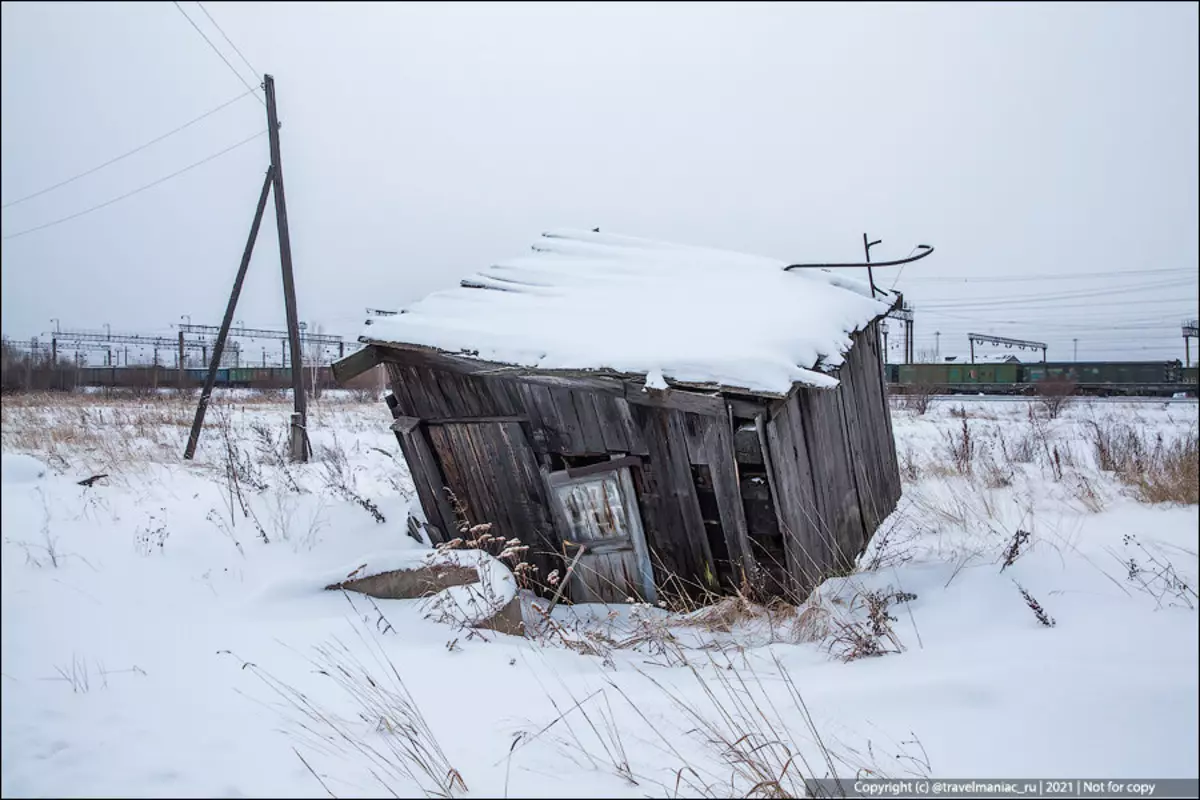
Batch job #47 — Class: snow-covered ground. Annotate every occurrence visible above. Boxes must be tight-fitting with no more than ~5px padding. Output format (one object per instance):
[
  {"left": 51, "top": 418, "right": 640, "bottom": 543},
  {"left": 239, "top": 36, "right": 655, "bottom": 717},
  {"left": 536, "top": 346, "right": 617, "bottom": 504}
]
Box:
[{"left": 2, "top": 391, "right": 1197, "bottom": 797}]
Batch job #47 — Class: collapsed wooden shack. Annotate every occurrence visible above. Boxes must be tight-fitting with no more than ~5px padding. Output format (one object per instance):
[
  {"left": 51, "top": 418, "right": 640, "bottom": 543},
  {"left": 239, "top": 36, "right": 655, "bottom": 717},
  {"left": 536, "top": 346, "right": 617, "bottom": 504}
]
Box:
[{"left": 334, "top": 230, "right": 902, "bottom": 603}]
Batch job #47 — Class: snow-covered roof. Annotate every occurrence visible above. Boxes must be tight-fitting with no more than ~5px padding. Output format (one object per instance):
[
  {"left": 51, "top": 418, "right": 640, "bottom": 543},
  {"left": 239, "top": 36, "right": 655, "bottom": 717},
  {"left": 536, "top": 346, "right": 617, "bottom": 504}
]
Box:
[
  {"left": 976, "top": 353, "right": 1022, "bottom": 364},
  {"left": 362, "top": 230, "right": 895, "bottom": 395}
]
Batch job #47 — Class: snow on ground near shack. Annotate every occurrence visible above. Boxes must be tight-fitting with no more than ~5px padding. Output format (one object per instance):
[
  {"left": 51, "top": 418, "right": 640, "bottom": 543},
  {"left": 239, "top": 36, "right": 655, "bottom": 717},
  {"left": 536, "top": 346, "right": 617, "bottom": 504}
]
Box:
[
  {"left": 2, "top": 394, "right": 1198, "bottom": 798},
  {"left": 363, "top": 229, "right": 894, "bottom": 394}
]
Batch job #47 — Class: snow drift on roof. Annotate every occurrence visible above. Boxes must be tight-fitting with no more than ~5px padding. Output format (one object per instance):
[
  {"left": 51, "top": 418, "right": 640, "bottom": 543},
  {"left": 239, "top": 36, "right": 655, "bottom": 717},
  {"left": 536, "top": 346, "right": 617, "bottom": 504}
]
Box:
[{"left": 363, "top": 229, "right": 895, "bottom": 395}]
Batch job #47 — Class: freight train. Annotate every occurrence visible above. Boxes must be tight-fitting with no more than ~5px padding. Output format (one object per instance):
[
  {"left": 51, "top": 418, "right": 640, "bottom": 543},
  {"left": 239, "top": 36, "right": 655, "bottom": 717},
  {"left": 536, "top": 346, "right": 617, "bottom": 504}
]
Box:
[
  {"left": 885, "top": 360, "right": 1198, "bottom": 397},
  {"left": 37, "top": 361, "right": 1200, "bottom": 398},
  {"left": 73, "top": 365, "right": 338, "bottom": 390}
]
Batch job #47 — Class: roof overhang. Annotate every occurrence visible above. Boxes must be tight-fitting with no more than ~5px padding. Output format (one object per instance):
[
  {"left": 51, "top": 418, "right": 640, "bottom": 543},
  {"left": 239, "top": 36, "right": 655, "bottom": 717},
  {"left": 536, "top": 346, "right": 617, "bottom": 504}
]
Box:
[{"left": 333, "top": 339, "right": 785, "bottom": 418}]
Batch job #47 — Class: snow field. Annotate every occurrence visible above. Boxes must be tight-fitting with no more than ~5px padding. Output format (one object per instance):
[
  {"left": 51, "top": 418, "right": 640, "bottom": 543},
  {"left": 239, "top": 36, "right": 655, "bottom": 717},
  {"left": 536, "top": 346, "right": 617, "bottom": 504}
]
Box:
[{"left": 1, "top": 392, "right": 1197, "bottom": 797}]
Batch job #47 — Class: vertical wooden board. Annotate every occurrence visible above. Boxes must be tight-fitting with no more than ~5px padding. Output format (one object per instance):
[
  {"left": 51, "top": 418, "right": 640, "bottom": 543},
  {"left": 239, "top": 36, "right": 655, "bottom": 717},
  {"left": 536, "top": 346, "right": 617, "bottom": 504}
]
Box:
[
  {"left": 384, "top": 362, "right": 420, "bottom": 417},
  {"left": 764, "top": 402, "right": 829, "bottom": 595},
  {"left": 463, "top": 425, "right": 514, "bottom": 533},
  {"left": 523, "top": 384, "right": 567, "bottom": 452},
  {"left": 592, "top": 394, "right": 632, "bottom": 453},
  {"left": 496, "top": 421, "right": 560, "bottom": 570},
  {"left": 548, "top": 388, "right": 587, "bottom": 453},
  {"left": 628, "top": 405, "right": 715, "bottom": 593},
  {"left": 868, "top": 323, "right": 903, "bottom": 506},
  {"left": 395, "top": 364, "right": 440, "bottom": 419},
  {"left": 627, "top": 405, "right": 685, "bottom": 582},
  {"left": 433, "top": 371, "right": 480, "bottom": 417},
  {"left": 389, "top": 364, "right": 423, "bottom": 417},
  {"left": 570, "top": 390, "right": 610, "bottom": 454},
  {"left": 414, "top": 366, "right": 457, "bottom": 419},
  {"left": 682, "top": 413, "right": 711, "bottom": 465},
  {"left": 435, "top": 371, "right": 518, "bottom": 418},
  {"left": 397, "top": 427, "right": 455, "bottom": 543},
  {"left": 385, "top": 392, "right": 451, "bottom": 542},
  {"left": 427, "top": 422, "right": 560, "bottom": 584},
  {"left": 837, "top": 343, "right": 883, "bottom": 540},
  {"left": 514, "top": 383, "right": 552, "bottom": 453},
  {"left": 852, "top": 324, "right": 899, "bottom": 509},
  {"left": 459, "top": 372, "right": 501, "bottom": 417},
  {"left": 701, "top": 414, "right": 755, "bottom": 586},
  {"left": 797, "top": 386, "right": 865, "bottom": 574},
  {"left": 859, "top": 326, "right": 901, "bottom": 517},
  {"left": 613, "top": 398, "right": 648, "bottom": 455},
  {"left": 664, "top": 409, "right": 717, "bottom": 589},
  {"left": 482, "top": 375, "right": 525, "bottom": 417},
  {"left": 572, "top": 551, "right": 639, "bottom": 604},
  {"left": 575, "top": 552, "right": 612, "bottom": 603},
  {"left": 425, "top": 425, "right": 478, "bottom": 527}
]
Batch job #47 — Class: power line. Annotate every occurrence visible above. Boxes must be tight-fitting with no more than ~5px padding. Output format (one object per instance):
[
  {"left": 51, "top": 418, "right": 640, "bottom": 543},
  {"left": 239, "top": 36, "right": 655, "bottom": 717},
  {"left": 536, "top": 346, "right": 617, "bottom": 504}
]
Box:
[
  {"left": 922, "top": 301, "right": 1198, "bottom": 322},
  {"left": 1, "top": 88, "right": 257, "bottom": 211},
  {"left": 2, "top": 130, "right": 267, "bottom": 241},
  {"left": 172, "top": 1, "right": 265, "bottom": 105},
  {"left": 902, "top": 267, "right": 1194, "bottom": 284},
  {"left": 920, "top": 300, "right": 1197, "bottom": 320},
  {"left": 918, "top": 280, "right": 1195, "bottom": 309},
  {"left": 195, "top": 2, "right": 259, "bottom": 80}
]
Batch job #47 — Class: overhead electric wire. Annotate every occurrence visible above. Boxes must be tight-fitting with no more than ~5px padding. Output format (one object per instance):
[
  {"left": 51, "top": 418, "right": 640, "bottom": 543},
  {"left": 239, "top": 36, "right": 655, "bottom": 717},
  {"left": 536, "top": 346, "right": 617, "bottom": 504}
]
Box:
[
  {"left": 902, "top": 267, "right": 1195, "bottom": 284},
  {"left": 2, "top": 129, "right": 267, "bottom": 242},
  {"left": 195, "top": 2, "right": 260, "bottom": 80},
  {"left": 916, "top": 278, "right": 1193, "bottom": 308},
  {"left": 922, "top": 301, "right": 1197, "bottom": 320},
  {"left": 1, "top": 87, "right": 258, "bottom": 210},
  {"left": 173, "top": 1, "right": 265, "bottom": 105}
]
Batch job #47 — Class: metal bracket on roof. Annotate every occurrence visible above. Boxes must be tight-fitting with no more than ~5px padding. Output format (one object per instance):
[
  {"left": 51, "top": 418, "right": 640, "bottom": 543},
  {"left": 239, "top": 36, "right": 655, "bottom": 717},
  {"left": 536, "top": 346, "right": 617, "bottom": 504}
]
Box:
[{"left": 783, "top": 244, "right": 934, "bottom": 272}]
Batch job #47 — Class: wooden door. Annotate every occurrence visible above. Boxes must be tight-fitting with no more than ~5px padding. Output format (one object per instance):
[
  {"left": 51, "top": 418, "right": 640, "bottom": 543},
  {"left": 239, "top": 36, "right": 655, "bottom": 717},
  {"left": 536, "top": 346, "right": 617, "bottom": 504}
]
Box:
[{"left": 545, "top": 465, "right": 657, "bottom": 604}]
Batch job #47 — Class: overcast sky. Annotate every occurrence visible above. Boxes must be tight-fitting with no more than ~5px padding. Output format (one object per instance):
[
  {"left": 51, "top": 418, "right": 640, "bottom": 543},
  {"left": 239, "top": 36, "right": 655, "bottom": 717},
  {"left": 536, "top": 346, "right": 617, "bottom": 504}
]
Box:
[{"left": 2, "top": 1, "right": 1197, "bottom": 365}]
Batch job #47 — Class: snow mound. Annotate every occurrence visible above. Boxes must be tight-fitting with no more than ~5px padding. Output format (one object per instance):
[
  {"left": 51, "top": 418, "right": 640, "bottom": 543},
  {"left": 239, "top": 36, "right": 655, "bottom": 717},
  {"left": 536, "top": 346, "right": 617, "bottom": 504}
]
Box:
[
  {"left": 1, "top": 454, "right": 48, "bottom": 484},
  {"left": 363, "top": 229, "right": 894, "bottom": 394}
]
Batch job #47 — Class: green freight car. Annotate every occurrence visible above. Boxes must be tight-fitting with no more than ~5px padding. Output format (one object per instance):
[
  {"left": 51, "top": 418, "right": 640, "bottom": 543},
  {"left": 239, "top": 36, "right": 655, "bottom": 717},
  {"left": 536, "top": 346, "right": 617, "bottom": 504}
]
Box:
[
  {"left": 892, "top": 362, "right": 1020, "bottom": 391},
  {"left": 886, "top": 360, "right": 1190, "bottom": 396}
]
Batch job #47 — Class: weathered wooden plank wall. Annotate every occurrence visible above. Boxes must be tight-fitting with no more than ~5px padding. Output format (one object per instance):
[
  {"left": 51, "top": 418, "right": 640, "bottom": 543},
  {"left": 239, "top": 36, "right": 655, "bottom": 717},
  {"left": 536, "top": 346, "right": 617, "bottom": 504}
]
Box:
[
  {"left": 627, "top": 404, "right": 717, "bottom": 594},
  {"left": 865, "top": 323, "right": 903, "bottom": 506},
  {"left": 384, "top": 393, "right": 454, "bottom": 544},
  {"left": 378, "top": 319, "right": 901, "bottom": 602},
  {"left": 425, "top": 421, "right": 560, "bottom": 584},
  {"left": 796, "top": 383, "right": 866, "bottom": 574},
  {"left": 759, "top": 321, "right": 901, "bottom": 595},
  {"left": 699, "top": 416, "right": 755, "bottom": 585},
  {"left": 384, "top": 358, "right": 721, "bottom": 595},
  {"left": 836, "top": 325, "right": 902, "bottom": 535},
  {"left": 762, "top": 404, "right": 828, "bottom": 594}
]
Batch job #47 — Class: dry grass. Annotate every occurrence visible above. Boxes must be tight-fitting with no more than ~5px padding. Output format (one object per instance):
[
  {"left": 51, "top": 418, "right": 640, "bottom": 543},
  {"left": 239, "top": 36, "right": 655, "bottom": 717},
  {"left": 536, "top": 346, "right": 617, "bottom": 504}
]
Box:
[
  {"left": 898, "top": 381, "right": 938, "bottom": 416},
  {"left": 1033, "top": 376, "right": 1077, "bottom": 420},
  {"left": 1, "top": 389, "right": 383, "bottom": 477},
  {"left": 510, "top": 647, "right": 931, "bottom": 798},
  {"left": 223, "top": 610, "right": 465, "bottom": 798},
  {"left": 1086, "top": 420, "right": 1199, "bottom": 504},
  {"left": 1111, "top": 534, "right": 1198, "bottom": 610}
]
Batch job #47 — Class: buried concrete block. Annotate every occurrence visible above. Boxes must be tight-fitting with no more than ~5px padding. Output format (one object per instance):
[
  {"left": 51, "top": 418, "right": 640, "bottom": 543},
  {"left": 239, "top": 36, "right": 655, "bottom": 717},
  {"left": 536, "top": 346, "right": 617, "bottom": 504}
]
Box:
[
  {"left": 325, "top": 563, "right": 480, "bottom": 599},
  {"left": 324, "top": 551, "right": 526, "bottom": 637}
]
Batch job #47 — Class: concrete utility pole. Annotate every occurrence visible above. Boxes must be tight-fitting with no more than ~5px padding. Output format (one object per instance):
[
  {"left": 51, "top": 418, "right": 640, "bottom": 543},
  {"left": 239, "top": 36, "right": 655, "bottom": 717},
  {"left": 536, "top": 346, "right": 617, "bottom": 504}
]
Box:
[
  {"left": 1183, "top": 319, "right": 1198, "bottom": 367},
  {"left": 1073, "top": 338, "right": 1078, "bottom": 361}
]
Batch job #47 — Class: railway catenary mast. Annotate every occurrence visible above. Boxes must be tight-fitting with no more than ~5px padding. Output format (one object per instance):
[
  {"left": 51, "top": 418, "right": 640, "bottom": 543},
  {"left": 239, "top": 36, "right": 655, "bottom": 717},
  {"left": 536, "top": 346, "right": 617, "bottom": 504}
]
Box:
[{"left": 967, "top": 333, "right": 1047, "bottom": 364}]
